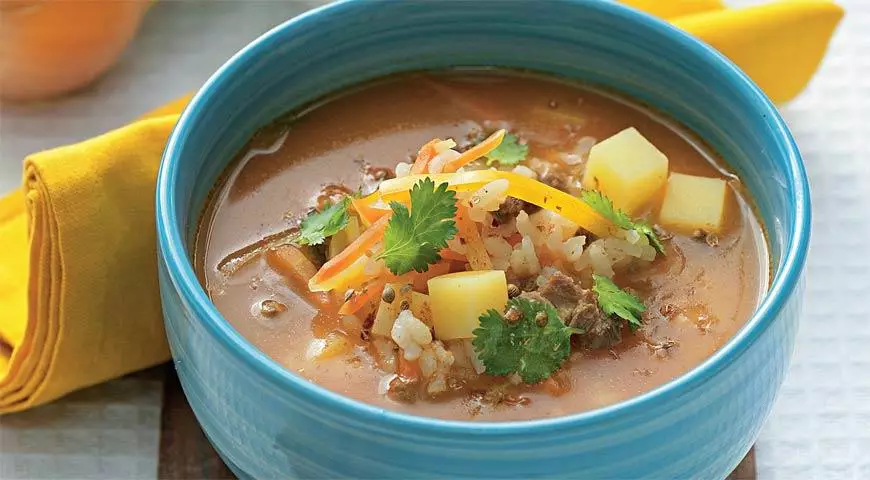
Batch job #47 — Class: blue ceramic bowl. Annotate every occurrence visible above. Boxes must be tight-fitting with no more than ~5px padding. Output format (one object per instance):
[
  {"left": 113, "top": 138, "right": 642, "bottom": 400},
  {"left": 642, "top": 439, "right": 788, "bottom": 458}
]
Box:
[{"left": 156, "top": 0, "right": 810, "bottom": 478}]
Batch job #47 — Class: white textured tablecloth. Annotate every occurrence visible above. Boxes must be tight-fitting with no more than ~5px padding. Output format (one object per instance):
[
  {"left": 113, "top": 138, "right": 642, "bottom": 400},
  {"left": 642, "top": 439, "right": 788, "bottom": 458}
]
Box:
[{"left": 0, "top": 1, "right": 867, "bottom": 478}]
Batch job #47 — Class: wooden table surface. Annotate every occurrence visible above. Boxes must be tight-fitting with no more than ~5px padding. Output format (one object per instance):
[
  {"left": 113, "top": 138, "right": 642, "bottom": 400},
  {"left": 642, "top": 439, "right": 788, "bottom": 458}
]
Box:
[{"left": 158, "top": 365, "right": 755, "bottom": 479}]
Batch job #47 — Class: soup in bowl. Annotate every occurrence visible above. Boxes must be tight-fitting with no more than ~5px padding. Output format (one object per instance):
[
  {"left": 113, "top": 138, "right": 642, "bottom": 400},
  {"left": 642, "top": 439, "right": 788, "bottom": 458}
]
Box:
[{"left": 156, "top": 1, "right": 809, "bottom": 478}]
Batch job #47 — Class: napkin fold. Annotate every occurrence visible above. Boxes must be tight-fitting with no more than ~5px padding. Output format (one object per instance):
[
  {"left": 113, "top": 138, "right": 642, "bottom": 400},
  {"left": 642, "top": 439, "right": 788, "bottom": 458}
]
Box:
[
  {"left": 0, "top": 99, "right": 187, "bottom": 413},
  {"left": 0, "top": 1, "right": 843, "bottom": 414}
]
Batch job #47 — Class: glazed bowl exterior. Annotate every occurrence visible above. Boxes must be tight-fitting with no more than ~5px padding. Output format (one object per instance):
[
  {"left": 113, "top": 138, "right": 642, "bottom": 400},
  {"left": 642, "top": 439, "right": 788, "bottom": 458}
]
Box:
[{"left": 155, "top": 1, "right": 810, "bottom": 478}]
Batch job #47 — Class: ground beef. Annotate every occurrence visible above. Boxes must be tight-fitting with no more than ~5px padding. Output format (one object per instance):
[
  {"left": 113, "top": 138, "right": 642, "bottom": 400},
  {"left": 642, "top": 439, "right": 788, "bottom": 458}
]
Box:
[
  {"left": 539, "top": 170, "right": 569, "bottom": 192},
  {"left": 506, "top": 272, "right": 540, "bottom": 293},
  {"left": 492, "top": 196, "right": 526, "bottom": 225},
  {"left": 315, "top": 184, "right": 354, "bottom": 211},
  {"left": 387, "top": 376, "right": 419, "bottom": 403},
  {"left": 520, "top": 272, "right": 622, "bottom": 349}
]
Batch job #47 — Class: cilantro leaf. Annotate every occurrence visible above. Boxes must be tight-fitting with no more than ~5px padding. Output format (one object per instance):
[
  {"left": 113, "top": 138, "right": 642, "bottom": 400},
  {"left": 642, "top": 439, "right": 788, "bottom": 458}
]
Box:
[
  {"left": 485, "top": 132, "right": 529, "bottom": 167},
  {"left": 592, "top": 274, "right": 646, "bottom": 329},
  {"left": 377, "top": 178, "right": 458, "bottom": 275},
  {"left": 297, "top": 197, "right": 350, "bottom": 246},
  {"left": 579, "top": 190, "right": 665, "bottom": 254},
  {"left": 472, "top": 297, "right": 575, "bottom": 384},
  {"left": 474, "top": 309, "right": 522, "bottom": 377}
]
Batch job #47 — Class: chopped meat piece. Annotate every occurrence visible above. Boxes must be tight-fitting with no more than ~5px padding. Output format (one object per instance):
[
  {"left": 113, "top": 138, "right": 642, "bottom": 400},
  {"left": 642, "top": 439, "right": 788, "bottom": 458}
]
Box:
[
  {"left": 492, "top": 196, "right": 526, "bottom": 225},
  {"left": 506, "top": 272, "right": 539, "bottom": 293},
  {"left": 520, "top": 271, "right": 621, "bottom": 349},
  {"left": 518, "top": 290, "right": 549, "bottom": 307},
  {"left": 692, "top": 228, "right": 719, "bottom": 247},
  {"left": 539, "top": 170, "right": 568, "bottom": 192},
  {"left": 648, "top": 338, "right": 679, "bottom": 359},
  {"left": 571, "top": 301, "right": 622, "bottom": 350},
  {"left": 387, "top": 376, "right": 419, "bottom": 403},
  {"left": 482, "top": 384, "right": 508, "bottom": 405},
  {"left": 534, "top": 272, "right": 584, "bottom": 319},
  {"left": 315, "top": 184, "right": 354, "bottom": 211},
  {"left": 360, "top": 164, "right": 396, "bottom": 196},
  {"left": 364, "top": 164, "right": 395, "bottom": 182},
  {"left": 479, "top": 384, "right": 530, "bottom": 407},
  {"left": 659, "top": 303, "right": 678, "bottom": 318}
]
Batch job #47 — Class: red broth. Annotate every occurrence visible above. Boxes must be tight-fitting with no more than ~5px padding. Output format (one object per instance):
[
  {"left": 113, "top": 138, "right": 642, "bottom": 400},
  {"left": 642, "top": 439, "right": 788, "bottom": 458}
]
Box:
[{"left": 195, "top": 71, "right": 768, "bottom": 421}]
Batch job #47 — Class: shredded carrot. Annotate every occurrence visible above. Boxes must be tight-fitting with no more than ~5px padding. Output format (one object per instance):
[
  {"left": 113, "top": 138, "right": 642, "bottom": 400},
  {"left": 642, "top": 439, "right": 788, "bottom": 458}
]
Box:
[
  {"left": 350, "top": 196, "right": 389, "bottom": 228},
  {"left": 309, "top": 214, "right": 390, "bottom": 291},
  {"left": 438, "top": 248, "right": 467, "bottom": 262},
  {"left": 409, "top": 260, "right": 452, "bottom": 292},
  {"left": 338, "top": 280, "right": 386, "bottom": 316},
  {"left": 397, "top": 355, "right": 422, "bottom": 382},
  {"left": 411, "top": 138, "right": 442, "bottom": 174},
  {"left": 456, "top": 204, "right": 493, "bottom": 271},
  {"left": 441, "top": 129, "right": 505, "bottom": 173}
]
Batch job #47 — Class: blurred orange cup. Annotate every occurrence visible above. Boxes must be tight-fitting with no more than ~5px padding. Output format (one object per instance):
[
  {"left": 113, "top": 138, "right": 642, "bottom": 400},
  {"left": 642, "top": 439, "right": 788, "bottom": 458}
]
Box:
[{"left": 0, "top": 0, "right": 151, "bottom": 101}]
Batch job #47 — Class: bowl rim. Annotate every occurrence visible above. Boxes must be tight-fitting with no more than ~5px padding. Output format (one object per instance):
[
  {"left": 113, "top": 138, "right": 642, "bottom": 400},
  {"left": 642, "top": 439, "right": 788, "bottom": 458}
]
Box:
[{"left": 156, "top": 0, "right": 810, "bottom": 434}]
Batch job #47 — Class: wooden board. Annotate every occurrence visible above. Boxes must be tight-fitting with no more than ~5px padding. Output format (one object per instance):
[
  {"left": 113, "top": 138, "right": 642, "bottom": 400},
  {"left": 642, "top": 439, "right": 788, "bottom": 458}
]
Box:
[{"left": 158, "top": 365, "right": 755, "bottom": 479}]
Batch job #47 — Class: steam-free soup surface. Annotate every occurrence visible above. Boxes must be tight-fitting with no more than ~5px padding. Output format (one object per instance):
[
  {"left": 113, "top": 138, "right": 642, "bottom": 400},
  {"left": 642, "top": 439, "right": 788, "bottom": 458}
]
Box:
[{"left": 196, "top": 71, "right": 767, "bottom": 421}]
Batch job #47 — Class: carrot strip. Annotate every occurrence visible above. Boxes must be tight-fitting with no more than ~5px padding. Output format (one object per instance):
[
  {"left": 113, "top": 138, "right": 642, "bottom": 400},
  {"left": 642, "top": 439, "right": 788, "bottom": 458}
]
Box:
[
  {"left": 338, "top": 280, "right": 386, "bottom": 316},
  {"left": 441, "top": 129, "right": 505, "bottom": 173},
  {"left": 438, "top": 248, "right": 467, "bottom": 262},
  {"left": 350, "top": 196, "right": 389, "bottom": 228},
  {"left": 456, "top": 204, "right": 493, "bottom": 271},
  {"left": 309, "top": 214, "right": 390, "bottom": 291},
  {"left": 410, "top": 260, "right": 452, "bottom": 292},
  {"left": 411, "top": 138, "right": 442, "bottom": 174}
]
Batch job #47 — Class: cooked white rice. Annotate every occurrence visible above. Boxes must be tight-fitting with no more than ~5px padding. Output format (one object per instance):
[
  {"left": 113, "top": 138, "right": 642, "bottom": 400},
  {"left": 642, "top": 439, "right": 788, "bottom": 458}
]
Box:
[
  {"left": 511, "top": 165, "right": 538, "bottom": 179},
  {"left": 394, "top": 162, "right": 412, "bottom": 178},
  {"left": 391, "top": 309, "right": 432, "bottom": 361},
  {"left": 419, "top": 341, "right": 454, "bottom": 395}
]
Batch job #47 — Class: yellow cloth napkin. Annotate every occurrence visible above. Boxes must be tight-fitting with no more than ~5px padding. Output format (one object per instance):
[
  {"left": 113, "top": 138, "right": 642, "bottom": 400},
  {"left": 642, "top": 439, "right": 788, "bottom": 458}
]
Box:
[
  {"left": 0, "top": 97, "right": 188, "bottom": 413},
  {"left": 0, "top": 2, "right": 843, "bottom": 414}
]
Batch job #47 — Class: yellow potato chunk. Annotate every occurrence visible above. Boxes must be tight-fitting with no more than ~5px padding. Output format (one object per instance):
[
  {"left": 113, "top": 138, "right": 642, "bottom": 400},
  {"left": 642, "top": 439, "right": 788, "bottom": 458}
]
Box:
[
  {"left": 659, "top": 173, "right": 728, "bottom": 233},
  {"left": 428, "top": 270, "right": 508, "bottom": 340},
  {"left": 582, "top": 127, "right": 669, "bottom": 213}
]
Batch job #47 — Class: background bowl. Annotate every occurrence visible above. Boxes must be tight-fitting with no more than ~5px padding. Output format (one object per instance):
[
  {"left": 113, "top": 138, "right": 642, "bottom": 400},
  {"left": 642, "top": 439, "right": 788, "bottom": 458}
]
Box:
[{"left": 155, "top": 0, "right": 810, "bottom": 478}]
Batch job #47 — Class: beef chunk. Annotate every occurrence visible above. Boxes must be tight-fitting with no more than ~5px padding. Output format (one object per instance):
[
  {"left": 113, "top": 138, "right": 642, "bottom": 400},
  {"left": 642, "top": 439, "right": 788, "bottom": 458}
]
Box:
[
  {"left": 520, "top": 272, "right": 621, "bottom": 349},
  {"left": 492, "top": 196, "right": 526, "bottom": 225},
  {"left": 539, "top": 170, "right": 569, "bottom": 192},
  {"left": 506, "top": 271, "right": 539, "bottom": 293},
  {"left": 387, "top": 376, "right": 419, "bottom": 403}
]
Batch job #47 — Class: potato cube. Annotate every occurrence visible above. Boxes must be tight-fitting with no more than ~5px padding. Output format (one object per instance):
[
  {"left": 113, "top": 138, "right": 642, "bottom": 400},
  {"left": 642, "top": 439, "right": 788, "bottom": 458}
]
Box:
[
  {"left": 582, "top": 127, "right": 669, "bottom": 213},
  {"left": 428, "top": 270, "right": 508, "bottom": 340},
  {"left": 658, "top": 173, "right": 728, "bottom": 233}
]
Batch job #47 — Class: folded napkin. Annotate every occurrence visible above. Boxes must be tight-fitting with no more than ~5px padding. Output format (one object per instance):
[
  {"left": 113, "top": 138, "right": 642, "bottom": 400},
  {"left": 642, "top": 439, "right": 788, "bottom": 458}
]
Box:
[
  {"left": 0, "top": 97, "right": 188, "bottom": 413},
  {"left": 0, "top": 1, "right": 842, "bottom": 414}
]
